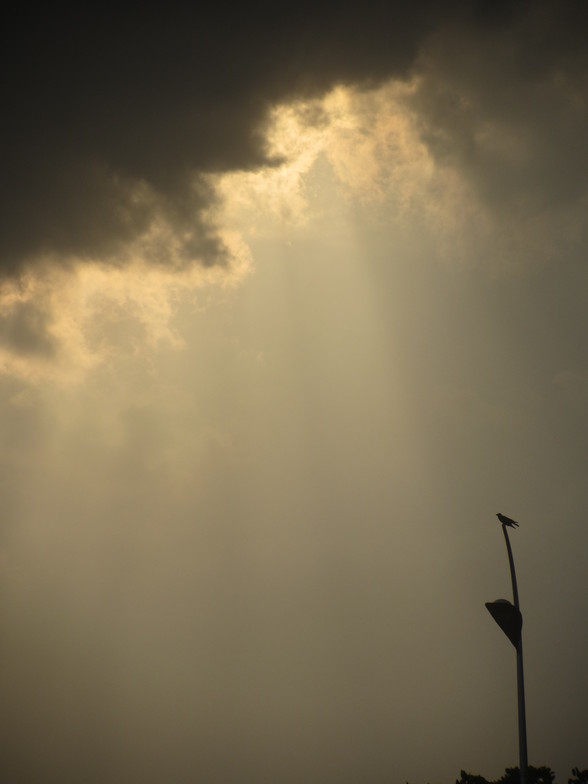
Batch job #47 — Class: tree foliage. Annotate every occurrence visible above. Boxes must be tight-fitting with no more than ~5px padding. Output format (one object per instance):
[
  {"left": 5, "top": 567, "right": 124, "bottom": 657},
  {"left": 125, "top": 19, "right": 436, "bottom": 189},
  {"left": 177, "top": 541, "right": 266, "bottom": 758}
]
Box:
[
  {"left": 569, "top": 770, "right": 588, "bottom": 784},
  {"left": 455, "top": 767, "right": 586, "bottom": 784}
]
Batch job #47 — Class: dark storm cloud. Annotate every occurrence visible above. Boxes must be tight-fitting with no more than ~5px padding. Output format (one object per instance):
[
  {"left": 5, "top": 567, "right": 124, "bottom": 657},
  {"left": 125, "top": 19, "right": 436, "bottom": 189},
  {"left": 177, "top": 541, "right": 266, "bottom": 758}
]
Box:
[
  {"left": 409, "top": 1, "right": 588, "bottom": 217},
  {"left": 1, "top": 1, "right": 528, "bottom": 275},
  {"left": 1, "top": 3, "right": 586, "bottom": 273}
]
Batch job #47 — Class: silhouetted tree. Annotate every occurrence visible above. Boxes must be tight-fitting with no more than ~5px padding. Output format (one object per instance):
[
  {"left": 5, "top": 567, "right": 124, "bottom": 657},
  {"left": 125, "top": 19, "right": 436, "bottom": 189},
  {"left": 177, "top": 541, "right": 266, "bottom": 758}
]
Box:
[
  {"left": 457, "top": 766, "right": 562, "bottom": 784},
  {"left": 569, "top": 769, "right": 588, "bottom": 784},
  {"left": 499, "top": 766, "right": 555, "bottom": 784},
  {"left": 456, "top": 771, "right": 491, "bottom": 784}
]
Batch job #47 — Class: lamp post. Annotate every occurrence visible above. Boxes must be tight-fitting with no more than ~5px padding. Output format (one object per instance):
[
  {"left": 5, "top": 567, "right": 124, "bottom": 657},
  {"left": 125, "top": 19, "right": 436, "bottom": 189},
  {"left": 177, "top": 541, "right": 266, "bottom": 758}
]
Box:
[{"left": 485, "top": 514, "right": 528, "bottom": 784}]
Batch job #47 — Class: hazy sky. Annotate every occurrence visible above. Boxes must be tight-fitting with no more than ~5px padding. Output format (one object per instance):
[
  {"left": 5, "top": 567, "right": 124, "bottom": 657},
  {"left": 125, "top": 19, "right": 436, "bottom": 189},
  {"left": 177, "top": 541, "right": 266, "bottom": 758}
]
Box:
[{"left": 1, "top": 3, "right": 587, "bottom": 783}]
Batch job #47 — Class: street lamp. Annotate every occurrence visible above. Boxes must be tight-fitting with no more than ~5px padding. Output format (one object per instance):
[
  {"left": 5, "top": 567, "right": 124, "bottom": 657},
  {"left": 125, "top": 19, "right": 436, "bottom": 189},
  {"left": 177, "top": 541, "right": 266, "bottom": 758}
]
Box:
[{"left": 485, "top": 513, "right": 528, "bottom": 784}]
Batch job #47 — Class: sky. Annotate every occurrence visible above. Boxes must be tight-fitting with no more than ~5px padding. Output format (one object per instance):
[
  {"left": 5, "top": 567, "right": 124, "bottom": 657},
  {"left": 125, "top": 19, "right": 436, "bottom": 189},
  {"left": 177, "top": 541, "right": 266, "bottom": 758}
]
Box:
[{"left": 1, "top": 2, "right": 587, "bottom": 782}]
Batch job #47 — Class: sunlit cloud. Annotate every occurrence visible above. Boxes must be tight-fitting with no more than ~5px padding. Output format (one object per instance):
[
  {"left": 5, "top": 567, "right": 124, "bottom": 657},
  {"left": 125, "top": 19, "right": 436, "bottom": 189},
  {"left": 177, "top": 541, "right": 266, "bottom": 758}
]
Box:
[
  {"left": 0, "top": 78, "right": 518, "bottom": 382},
  {"left": 214, "top": 69, "right": 588, "bottom": 280},
  {"left": 212, "top": 82, "right": 436, "bottom": 233},
  {"left": 0, "top": 227, "right": 252, "bottom": 384},
  {"left": 3, "top": 50, "right": 588, "bottom": 386},
  {"left": 211, "top": 81, "right": 506, "bottom": 271}
]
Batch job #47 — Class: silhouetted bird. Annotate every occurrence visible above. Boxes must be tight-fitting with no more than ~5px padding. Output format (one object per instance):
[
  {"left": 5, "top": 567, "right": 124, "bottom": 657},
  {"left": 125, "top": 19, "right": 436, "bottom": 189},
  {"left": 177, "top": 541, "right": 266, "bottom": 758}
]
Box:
[{"left": 497, "top": 513, "right": 519, "bottom": 528}]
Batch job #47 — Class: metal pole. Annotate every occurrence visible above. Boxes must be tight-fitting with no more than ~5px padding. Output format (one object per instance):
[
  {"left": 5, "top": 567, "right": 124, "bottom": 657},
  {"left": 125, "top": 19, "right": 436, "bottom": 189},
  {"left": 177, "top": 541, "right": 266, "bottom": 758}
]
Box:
[{"left": 502, "top": 524, "right": 528, "bottom": 784}]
